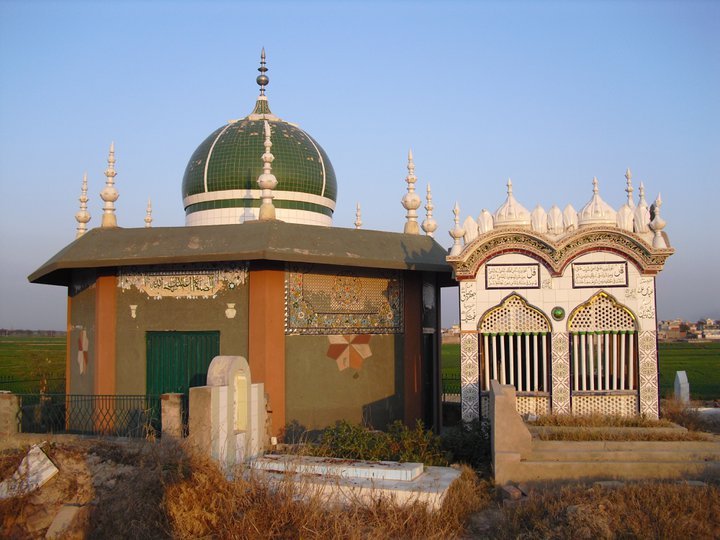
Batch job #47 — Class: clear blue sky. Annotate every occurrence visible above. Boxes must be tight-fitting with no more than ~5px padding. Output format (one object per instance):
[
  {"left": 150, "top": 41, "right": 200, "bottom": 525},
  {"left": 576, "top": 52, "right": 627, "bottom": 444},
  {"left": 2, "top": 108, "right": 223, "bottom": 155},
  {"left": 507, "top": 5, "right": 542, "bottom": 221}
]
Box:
[{"left": 0, "top": 0, "right": 718, "bottom": 330}]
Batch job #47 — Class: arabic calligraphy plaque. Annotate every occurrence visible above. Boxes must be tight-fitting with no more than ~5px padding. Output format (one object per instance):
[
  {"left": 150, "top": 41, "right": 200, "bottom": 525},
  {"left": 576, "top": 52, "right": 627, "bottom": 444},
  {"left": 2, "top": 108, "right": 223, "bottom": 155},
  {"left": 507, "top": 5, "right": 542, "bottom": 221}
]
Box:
[
  {"left": 572, "top": 262, "right": 628, "bottom": 288},
  {"left": 485, "top": 264, "right": 540, "bottom": 289}
]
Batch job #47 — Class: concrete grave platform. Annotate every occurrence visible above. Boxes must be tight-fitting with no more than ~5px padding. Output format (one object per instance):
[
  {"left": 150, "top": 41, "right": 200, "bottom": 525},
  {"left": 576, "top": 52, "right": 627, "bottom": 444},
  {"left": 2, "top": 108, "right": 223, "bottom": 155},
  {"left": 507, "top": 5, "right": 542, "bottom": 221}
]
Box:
[
  {"left": 248, "top": 454, "right": 461, "bottom": 510},
  {"left": 251, "top": 454, "right": 424, "bottom": 481}
]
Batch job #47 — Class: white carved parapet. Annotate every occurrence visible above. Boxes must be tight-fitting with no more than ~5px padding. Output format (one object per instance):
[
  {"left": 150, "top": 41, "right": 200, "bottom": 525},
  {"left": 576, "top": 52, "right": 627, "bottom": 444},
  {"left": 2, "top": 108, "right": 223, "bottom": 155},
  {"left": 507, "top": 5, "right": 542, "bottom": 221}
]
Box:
[
  {"left": 478, "top": 209, "right": 494, "bottom": 234},
  {"left": 547, "top": 205, "right": 563, "bottom": 235},
  {"left": 563, "top": 204, "right": 578, "bottom": 232},
  {"left": 463, "top": 215, "right": 478, "bottom": 244},
  {"left": 530, "top": 204, "right": 547, "bottom": 233}
]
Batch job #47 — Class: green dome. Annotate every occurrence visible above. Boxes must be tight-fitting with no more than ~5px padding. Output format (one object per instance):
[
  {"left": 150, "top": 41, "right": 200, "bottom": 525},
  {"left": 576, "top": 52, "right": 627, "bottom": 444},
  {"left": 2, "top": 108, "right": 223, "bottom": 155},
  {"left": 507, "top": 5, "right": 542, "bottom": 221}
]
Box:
[{"left": 182, "top": 98, "right": 338, "bottom": 226}]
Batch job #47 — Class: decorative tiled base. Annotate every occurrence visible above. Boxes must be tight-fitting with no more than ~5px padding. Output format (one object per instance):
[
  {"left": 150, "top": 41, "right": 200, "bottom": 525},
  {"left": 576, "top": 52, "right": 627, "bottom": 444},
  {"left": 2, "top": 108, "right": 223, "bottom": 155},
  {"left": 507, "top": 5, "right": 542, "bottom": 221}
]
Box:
[{"left": 572, "top": 393, "right": 638, "bottom": 416}]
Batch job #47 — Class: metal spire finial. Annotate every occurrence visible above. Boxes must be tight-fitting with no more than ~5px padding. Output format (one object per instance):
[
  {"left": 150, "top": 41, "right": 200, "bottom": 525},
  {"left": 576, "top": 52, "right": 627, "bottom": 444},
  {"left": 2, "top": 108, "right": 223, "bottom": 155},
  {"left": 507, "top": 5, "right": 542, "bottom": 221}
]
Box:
[
  {"left": 145, "top": 199, "right": 153, "bottom": 228},
  {"left": 100, "top": 141, "right": 119, "bottom": 228},
  {"left": 355, "top": 203, "right": 362, "bottom": 229},
  {"left": 257, "top": 120, "right": 277, "bottom": 220},
  {"left": 75, "top": 172, "right": 91, "bottom": 238},
  {"left": 257, "top": 47, "right": 269, "bottom": 96}
]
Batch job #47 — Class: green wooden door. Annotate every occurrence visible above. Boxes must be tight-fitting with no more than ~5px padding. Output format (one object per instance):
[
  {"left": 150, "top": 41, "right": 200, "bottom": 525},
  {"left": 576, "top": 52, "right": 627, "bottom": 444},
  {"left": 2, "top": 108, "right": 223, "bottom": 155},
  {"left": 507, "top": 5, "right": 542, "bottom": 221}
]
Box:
[{"left": 146, "top": 331, "right": 220, "bottom": 396}]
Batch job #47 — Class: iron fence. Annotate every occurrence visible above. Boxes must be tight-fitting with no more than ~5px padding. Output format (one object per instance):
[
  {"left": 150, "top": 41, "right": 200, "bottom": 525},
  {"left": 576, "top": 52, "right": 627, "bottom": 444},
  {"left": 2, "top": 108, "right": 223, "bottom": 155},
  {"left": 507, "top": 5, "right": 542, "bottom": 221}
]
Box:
[{"left": 14, "top": 394, "right": 161, "bottom": 438}]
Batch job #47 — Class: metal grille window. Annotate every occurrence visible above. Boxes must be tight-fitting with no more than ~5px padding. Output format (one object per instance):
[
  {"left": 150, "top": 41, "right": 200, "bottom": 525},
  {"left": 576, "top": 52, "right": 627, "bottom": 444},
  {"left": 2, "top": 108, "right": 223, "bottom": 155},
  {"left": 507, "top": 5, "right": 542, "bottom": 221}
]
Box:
[
  {"left": 479, "top": 294, "right": 551, "bottom": 393},
  {"left": 568, "top": 292, "right": 637, "bottom": 392}
]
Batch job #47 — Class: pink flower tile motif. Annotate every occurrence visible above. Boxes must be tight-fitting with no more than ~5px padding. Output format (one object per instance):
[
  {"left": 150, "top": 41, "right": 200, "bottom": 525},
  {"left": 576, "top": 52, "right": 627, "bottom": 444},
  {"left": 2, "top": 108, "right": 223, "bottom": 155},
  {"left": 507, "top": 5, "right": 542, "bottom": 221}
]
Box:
[{"left": 326, "top": 335, "right": 373, "bottom": 371}]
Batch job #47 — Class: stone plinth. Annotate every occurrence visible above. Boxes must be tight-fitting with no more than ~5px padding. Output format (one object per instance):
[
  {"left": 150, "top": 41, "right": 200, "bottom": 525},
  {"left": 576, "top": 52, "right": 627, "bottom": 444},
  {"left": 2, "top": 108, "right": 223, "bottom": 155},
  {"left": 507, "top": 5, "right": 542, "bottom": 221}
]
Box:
[
  {"left": 674, "top": 371, "right": 690, "bottom": 403},
  {"left": 161, "top": 393, "right": 184, "bottom": 439},
  {"left": 0, "top": 392, "right": 19, "bottom": 437}
]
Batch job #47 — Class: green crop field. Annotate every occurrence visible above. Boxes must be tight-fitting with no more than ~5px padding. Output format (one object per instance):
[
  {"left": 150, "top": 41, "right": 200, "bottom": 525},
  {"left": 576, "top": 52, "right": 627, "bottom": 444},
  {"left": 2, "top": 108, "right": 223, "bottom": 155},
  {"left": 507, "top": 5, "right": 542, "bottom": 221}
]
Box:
[
  {"left": 0, "top": 335, "right": 66, "bottom": 393},
  {"left": 441, "top": 340, "right": 720, "bottom": 401},
  {"left": 656, "top": 341, "right": 720, "bottom": 400}
]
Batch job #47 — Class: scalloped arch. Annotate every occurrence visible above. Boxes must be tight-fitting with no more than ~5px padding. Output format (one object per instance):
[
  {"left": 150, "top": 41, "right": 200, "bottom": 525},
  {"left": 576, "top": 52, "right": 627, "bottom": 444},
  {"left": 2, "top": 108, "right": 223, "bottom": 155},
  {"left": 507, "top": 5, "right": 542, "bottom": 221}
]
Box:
[{"left": 448, "top": 227, "right": 673, "bottom": 279}]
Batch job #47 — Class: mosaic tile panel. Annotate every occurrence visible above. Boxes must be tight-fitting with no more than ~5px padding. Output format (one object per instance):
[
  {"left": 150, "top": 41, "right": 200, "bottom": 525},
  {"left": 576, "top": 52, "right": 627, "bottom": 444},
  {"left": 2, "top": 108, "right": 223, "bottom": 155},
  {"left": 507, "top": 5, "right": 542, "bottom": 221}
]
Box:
[
  {"left": 638, "top": 330, "right": 659, "bottom": 418},
  {"left": 551, "top": 332, "right": 571, "bottom": 414},
  {"left": 285, "top": 266, "right": 403, "bottom": 335},
  {"left": 460, "top": 333, "right": 480, "bottom": 422}
]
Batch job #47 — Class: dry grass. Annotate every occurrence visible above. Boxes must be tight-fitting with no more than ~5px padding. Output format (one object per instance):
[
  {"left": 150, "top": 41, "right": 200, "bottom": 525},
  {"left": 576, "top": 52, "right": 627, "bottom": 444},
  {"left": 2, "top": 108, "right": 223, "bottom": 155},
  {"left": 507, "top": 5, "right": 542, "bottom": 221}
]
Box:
[
  {"left": 85, "top": 442, "right": 491, "bottom": 539},
  {"left": 662, "top": 398, "right": 720, "bottom": 434},
  {"left": 496, "top": 481, "right": 720, "bottom": 539},
  {"left": 534, "top": 429, "right": 711, "bottom": 442},
  {"left": 529, "top": 413, "right": 675, "bottom": 428}
]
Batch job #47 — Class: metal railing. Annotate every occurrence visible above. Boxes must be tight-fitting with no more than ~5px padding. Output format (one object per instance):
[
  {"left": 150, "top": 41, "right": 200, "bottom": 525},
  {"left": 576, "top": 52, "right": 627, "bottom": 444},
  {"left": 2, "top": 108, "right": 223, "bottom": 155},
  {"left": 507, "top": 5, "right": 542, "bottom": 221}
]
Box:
[{"left": 14, "top": 394, "right": 161, "bottom": 438}]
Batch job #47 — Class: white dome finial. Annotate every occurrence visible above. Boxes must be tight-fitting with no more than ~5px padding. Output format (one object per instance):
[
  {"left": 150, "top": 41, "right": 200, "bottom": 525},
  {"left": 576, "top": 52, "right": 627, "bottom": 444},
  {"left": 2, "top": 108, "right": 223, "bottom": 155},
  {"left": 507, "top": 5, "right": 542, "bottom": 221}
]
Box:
[
  {"left": 650, "top": 193, "right": 667, "bottom": 248},
  {"left": 494, "top": 178, "right": 531, "bottom": 227},
  {"left": 354, "top": 202, "right": 362, "bottom": 229},
  {"left": 578, "top": 176, "right": 616, "bottom": 227},
  {"left": 449, "top": 202, "right": 465, "bottom": 255},
  {"left": 100, "top": 142, "right": 119, "bottom": 228},
  {"left": 75, "top": 171, "right": 91, "bottom": 238},
  {"left": 401, "top": 148, "right": 421, "bottom": 234},
  {"left": 145, "top": 199, "right": 153, "bottom": 228},
  {"left": 257, "top": 120, "right": 278, "bottom": 220},
  {"left": 421, "top": 184, "right": 437, "bottom": 237}
]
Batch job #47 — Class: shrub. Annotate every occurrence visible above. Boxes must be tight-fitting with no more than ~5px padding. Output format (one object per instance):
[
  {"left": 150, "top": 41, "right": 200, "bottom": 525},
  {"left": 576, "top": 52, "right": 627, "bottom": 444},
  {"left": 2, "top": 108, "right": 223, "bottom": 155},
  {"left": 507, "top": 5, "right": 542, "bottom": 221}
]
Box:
[
  {"left": 312, "top": 420, "right": 448, "bottom": 466},
  {"left": 441, "top": 419, "right": 491, "bottom": 470}
]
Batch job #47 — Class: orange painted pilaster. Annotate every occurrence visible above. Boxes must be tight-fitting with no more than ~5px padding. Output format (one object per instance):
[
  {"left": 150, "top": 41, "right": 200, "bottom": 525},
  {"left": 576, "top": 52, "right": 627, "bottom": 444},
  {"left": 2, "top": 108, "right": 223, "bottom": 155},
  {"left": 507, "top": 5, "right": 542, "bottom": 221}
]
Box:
[
  {"left": 403, "top": 272, "right": 422, "bottom": 425},
  {"left": 248, "top": 266, "right": 286, "bottom": 437},
  {"left": 94, "top": 275, "right": 117, "bottom": 396}
]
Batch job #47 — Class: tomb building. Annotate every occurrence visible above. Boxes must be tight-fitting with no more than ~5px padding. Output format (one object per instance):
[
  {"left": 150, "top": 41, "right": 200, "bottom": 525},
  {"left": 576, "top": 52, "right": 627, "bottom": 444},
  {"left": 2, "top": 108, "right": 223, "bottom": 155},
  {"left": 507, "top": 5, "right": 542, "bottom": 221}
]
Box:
[
  {"left": 446, "top": 173, "right": 674, "bottom": 420},
  {"left": 29, "top": 52, "right": 452, "bottom": 436}
]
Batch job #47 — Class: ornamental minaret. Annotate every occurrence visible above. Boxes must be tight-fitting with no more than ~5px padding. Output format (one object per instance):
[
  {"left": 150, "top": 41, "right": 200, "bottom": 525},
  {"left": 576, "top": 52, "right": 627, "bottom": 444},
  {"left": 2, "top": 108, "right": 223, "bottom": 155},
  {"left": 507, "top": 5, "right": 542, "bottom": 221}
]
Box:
[
  {"left": 75, "top": 172, "right": 90, "bottom": 238},
  {"left": 257, "top": 120, "right": 277, "bottom": 220},
  {"left": 354, "top": 203, "right": 362, "bottom": 229},
  {"left": 449, "top": 202, "right": 465, "bottom": 256},
  {"left": 625, "top": 168, "right": 635, "bottom": 208},
  {"left": 421, "top": 184, "right": 438, "bottom": 237},
  {"left": 144, "top": 199, "right": 153, "bottom": 228},
  {"left": 401, "top": 149, "right": 421, "bottom": 234},
  {"left": 100, "top": 142, "right": 119, "bottom": 228}
]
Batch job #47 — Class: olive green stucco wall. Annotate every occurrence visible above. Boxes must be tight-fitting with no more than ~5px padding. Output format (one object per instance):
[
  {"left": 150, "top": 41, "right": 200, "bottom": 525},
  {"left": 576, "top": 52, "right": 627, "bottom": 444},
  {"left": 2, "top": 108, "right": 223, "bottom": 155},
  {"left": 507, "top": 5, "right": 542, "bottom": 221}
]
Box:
[
  {"left": 113, "top": 282, "right": 249, "bottom": 394},
  {"left": 68, "top": 283, "right": 96, "bottom": 395},
  {"left": 285, "top": 334, "right": 403, "bottom": 431}
]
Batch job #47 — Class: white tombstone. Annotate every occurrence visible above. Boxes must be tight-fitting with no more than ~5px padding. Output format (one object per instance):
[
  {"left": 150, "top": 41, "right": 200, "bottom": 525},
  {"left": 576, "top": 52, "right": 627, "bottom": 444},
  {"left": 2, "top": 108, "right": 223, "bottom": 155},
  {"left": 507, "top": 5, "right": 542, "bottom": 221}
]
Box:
[
  {"left": 189, "top": 356, "right": 267, "bottom": 471},
  {"left": 674, "top": 371, "right": 690, "bottom": 404}
]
